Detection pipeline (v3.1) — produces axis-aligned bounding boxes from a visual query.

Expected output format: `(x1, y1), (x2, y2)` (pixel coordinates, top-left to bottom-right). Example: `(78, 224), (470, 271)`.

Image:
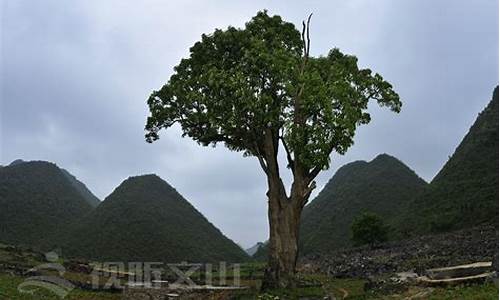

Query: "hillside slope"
(62, 174), (249, 263)
(406, 86), (499, 233)
(0, 161), (93, 248)
(60, 169), (101, 207)
(299, 154), (428, 255)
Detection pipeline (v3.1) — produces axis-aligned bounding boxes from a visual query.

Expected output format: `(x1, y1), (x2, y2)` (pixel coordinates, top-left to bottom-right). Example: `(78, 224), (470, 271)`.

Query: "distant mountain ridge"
(60, 174), (249, 263)
(246, 242), (265, 256)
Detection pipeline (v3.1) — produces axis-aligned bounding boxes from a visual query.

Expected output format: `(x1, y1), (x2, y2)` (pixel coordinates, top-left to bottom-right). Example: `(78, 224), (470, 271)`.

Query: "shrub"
(351, 212), (388, 246)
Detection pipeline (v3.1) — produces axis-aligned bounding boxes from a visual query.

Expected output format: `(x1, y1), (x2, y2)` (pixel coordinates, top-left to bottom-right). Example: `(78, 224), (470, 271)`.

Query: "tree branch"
(256, 154), (269, 175)
(304, 13), (312, 57)
(295, 13), (313, 127)
(299, 180), (316, 208)
(254, 143), (269, 175)
(279, 136), (295, 175)
(301, 21), (306, 57)
(307, 139), (335, 182)
(301, 14), (313, 58)
(308, 166), (322, 182)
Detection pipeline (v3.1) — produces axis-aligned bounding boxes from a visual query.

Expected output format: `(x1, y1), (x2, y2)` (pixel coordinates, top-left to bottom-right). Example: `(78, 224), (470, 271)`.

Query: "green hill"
(299, 154), (428, 255)
(61, 174), (249, 263)
(4, 159), (99, 208)
(0, 161), (94, 248)
(406, 86), (499, 233)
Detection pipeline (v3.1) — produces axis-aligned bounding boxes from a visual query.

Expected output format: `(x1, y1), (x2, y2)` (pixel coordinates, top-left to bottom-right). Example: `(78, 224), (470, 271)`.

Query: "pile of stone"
(300, 225), (498, 278)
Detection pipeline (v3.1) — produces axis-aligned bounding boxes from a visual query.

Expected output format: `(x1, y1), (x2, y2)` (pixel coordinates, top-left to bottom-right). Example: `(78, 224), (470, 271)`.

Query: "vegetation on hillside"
(60, 174), (249, 263)
(60, 168), (101, 207)
(0, 161), (93, 249)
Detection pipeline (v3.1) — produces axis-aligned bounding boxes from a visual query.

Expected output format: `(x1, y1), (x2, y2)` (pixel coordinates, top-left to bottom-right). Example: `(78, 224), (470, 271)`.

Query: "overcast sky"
(1, 0), (498, 248)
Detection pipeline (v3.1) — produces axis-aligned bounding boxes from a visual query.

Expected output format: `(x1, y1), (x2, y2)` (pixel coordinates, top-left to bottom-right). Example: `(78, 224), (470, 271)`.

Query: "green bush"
(351, 212), (388, 246)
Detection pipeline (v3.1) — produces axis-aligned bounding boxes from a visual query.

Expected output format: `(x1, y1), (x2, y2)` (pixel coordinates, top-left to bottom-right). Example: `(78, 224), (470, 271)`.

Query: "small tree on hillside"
(351, 212), (388, 246)
(145, 11), (401, 288)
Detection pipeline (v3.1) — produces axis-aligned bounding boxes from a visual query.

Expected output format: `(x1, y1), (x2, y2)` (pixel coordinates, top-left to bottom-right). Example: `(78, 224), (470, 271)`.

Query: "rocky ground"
(299, 224), (499, 279)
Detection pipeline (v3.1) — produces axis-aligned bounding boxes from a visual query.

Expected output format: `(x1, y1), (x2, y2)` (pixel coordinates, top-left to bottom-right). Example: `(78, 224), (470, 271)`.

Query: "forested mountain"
(405, 86), (499, 233)
(299, 154), (428, 255)
(61, 174), (249, 262)
(4, 159), (99, 208)
(0, 161), (93, 248)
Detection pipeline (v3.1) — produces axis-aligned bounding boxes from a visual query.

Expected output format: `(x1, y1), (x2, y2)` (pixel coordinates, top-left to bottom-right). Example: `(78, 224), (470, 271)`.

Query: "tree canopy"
(146, 11), (401, 182)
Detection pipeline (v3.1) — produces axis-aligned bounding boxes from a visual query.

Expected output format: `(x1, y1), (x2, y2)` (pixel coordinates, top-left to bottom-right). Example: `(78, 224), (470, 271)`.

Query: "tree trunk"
(259, 129), (311, 290)
(262, 192), (302, 290)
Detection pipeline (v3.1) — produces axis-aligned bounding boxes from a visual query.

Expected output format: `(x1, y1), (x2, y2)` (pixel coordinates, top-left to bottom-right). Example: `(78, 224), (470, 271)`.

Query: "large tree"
(145, 11), (401, 288)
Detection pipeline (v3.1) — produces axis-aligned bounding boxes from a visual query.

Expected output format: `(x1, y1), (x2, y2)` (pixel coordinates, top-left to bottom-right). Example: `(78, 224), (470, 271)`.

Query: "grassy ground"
(0, 274), (121, 300)
(0, 256), (497, 300)
(425, 284), (499, 300)
(360, 284), (499, 300)
(0, 272), (498, 299)
(241, 283), (499, 299)
(227, 271), (499, 299)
